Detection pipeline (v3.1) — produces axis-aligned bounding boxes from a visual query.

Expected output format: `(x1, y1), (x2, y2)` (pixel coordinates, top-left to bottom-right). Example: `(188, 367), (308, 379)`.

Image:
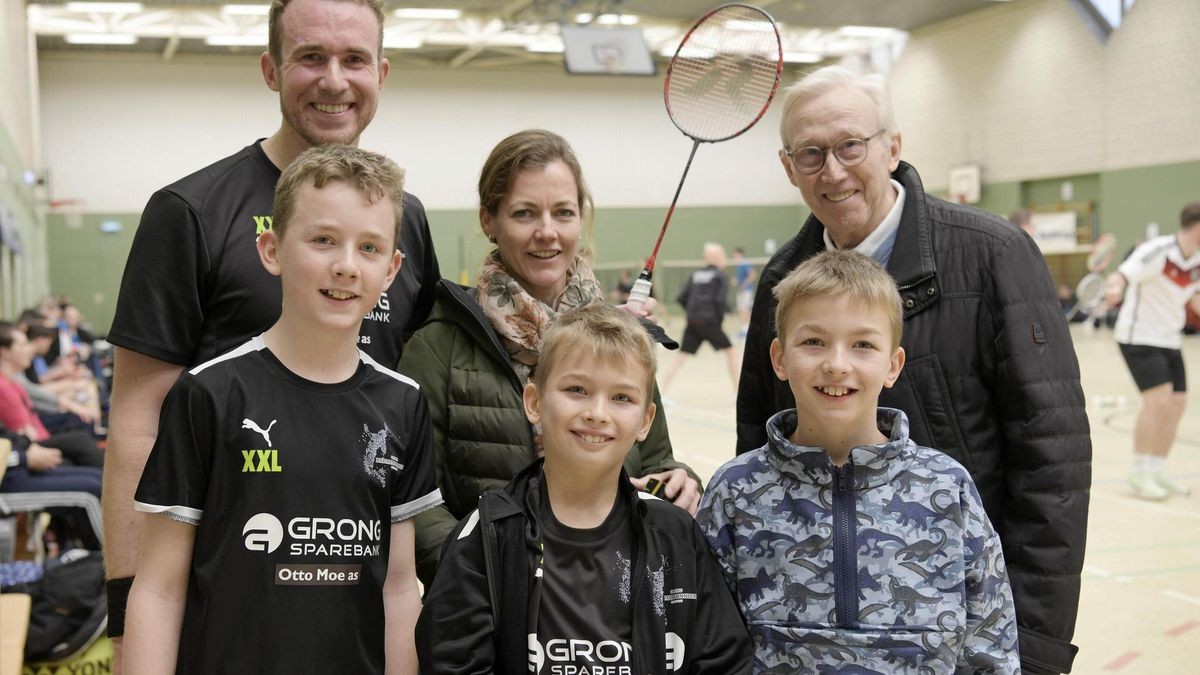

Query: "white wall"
(890, 0), (1200, 189)
(39, 0), (1200, 211)
(39, 54), (800, 212)
(1, 0), (38, 166)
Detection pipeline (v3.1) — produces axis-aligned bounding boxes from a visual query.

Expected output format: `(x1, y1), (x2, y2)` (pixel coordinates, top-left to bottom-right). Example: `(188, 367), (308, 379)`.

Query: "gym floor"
(659, 319), (1199, 674)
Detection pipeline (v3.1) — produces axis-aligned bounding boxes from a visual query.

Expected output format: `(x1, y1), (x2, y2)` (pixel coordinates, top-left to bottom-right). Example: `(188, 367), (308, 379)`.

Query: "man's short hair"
(1181, 202), (1200, 230)
(777, 65), (897, 146)
(536, 304), (657, 404)
(272, 144), (405, 244)
(773, 250), (903, 348)
(268, 0), (385, 66)
(17, 308), (45, 328)
(0, 322), (18, 350)
(25, 324), (56, 341)
(1008, 209), (1031, 229)
(703, 242), (726, 267)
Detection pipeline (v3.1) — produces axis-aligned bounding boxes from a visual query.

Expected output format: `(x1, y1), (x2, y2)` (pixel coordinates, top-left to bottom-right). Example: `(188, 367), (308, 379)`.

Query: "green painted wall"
(46, 159), (1200, 335)
(0, 115), (46, 318)
(1022, 173), (1101, 209)
(48, 203), (808, 334)
(1099, 160), (1200, 252)
(44, 212), (140, 334)
(975, 181), (1022, 220)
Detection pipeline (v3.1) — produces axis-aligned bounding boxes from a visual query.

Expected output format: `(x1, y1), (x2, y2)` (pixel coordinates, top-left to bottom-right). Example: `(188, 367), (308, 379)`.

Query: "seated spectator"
(23, 325), (103, 427)
(2, 421), (103, 555)
(1, 422), (101, 498)
(26, 324), (87, 385)
(0, 322), (102, 468)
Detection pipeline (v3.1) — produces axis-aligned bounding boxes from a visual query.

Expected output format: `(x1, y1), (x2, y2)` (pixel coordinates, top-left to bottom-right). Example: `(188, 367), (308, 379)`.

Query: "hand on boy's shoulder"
(630, 468), (700, 515)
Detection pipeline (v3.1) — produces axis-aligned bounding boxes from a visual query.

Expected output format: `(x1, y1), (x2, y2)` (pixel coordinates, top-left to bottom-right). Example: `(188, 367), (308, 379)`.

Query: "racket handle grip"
(626, 276), (653, 310)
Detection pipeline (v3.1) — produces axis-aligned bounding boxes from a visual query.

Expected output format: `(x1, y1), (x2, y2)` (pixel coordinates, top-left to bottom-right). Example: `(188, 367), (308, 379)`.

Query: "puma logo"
(242, 418), (277, 446)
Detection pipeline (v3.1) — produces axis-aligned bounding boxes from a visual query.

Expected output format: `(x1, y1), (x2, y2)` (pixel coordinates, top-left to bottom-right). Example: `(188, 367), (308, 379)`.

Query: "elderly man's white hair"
(777, 66), (897, 147)
(702, 241), (726, 267)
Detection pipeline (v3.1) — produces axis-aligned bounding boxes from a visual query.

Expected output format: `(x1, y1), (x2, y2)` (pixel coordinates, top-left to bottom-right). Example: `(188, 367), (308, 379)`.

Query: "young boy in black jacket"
(416, 304), (751, 674)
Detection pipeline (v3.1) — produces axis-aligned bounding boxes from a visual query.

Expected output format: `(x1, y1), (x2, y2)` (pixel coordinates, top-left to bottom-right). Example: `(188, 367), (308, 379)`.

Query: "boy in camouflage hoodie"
(699, 250), (1019, 673)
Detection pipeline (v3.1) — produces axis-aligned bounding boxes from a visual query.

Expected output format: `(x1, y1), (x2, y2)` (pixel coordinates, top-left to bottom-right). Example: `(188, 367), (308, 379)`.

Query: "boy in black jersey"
(124, 145), (441, 675)
(416, 304), (751, 675)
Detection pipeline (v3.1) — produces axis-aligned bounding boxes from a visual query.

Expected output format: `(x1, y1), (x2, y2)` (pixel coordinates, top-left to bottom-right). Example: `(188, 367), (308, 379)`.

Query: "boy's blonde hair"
(272, 144), (405, 244)
(535, 304), (657, 402)
(773, 250), (903, 347)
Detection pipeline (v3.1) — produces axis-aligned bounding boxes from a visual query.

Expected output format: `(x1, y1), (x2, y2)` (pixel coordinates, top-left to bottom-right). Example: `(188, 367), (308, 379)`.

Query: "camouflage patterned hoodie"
(699, 408), (1020, 674)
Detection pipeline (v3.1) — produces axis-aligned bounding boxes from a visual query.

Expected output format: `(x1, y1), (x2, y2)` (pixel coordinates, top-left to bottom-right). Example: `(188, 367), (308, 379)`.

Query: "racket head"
(1075, 272), (1107, 309)
(664, 3), (783, 143)
(1086, 232), (1117, 272)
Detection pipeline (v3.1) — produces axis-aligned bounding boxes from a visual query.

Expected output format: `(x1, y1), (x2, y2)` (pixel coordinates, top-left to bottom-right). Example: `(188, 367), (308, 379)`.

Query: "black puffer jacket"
(736, 162), (1091, 674)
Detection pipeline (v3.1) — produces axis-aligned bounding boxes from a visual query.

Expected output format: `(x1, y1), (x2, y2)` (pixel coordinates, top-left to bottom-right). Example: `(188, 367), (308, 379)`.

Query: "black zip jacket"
(415, 459), (751, 675)
(736, 162), (1091, 674)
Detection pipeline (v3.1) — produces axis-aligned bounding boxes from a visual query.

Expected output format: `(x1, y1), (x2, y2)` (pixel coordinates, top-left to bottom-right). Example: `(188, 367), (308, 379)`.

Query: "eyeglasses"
(784, 129), (886, 175)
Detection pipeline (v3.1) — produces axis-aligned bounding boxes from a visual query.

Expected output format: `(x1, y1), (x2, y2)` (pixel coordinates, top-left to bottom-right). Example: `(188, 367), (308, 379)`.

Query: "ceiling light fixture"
(220, 4), (270, 16)
(64, 2), (143, 13)
(383, 34), (424, 49)
(596, 14), (639, 26)
(782, 51), (822, 63)
(64, 32), (138, 44)
(394, 8), (462, 20)
(838, 25), (899, 38)
(205, 34), (268, 46)
(527, 38), (564, 53)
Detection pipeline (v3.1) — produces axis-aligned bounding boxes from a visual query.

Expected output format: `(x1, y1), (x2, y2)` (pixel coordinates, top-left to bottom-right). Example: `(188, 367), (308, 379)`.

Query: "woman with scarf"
(399, 129), (700, 586)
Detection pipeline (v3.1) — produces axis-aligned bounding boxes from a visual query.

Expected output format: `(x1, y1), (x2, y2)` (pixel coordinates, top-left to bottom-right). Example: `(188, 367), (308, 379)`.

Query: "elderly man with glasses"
(736, 65), (1091, 675)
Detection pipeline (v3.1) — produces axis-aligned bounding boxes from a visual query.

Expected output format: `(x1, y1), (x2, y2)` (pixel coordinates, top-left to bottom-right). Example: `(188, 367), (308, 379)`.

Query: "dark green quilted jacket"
(398, 280), (695, 585)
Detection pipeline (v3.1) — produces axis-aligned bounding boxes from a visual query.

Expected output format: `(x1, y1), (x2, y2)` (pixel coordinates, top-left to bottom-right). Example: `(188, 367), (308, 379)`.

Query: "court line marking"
(1089, 541), (1200, 554)
(1164, 620), (1199, 637)
(1091, 491), (1200, 520)
(1102, 651), (1140, 671)
(1082, 565), (1131, 583)
(1163, 591), (1200, 608)
(1119, 565), (1200, 579)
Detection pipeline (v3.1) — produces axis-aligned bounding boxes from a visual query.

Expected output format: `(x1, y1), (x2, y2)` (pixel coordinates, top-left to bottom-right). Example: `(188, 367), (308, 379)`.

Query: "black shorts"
(680, 320), (732, 354)
(1118, 343), (1187, 392)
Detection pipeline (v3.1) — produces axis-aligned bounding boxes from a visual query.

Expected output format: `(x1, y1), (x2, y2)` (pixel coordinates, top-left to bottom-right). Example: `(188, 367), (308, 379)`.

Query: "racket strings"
(1076, 273), (1107, 308)
(666, 6), (780, 142)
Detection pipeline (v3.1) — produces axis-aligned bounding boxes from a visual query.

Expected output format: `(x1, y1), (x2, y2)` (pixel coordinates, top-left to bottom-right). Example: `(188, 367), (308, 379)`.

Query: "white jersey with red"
(1115, 234), (1200, 349)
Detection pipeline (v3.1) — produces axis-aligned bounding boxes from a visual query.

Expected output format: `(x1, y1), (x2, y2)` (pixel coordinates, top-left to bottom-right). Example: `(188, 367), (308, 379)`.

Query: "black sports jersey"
(109, 140), (439, 368)
(534, 482), (634, 674)
(134, 336), (442, 675)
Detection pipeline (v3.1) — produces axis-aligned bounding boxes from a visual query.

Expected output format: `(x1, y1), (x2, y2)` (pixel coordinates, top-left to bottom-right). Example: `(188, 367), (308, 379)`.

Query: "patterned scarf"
(475, 248), (603, 385)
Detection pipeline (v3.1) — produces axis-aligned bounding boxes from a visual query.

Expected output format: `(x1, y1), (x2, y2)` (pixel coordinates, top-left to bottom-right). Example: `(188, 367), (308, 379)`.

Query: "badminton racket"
(1086, 232), (1116, 272)
(626, 3), (783, 309)
(1066, 273), (1106, 321)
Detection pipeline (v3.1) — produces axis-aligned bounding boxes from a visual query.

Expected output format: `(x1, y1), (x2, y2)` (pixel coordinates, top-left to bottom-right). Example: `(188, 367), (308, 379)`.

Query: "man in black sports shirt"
(101, 0), (439, 665)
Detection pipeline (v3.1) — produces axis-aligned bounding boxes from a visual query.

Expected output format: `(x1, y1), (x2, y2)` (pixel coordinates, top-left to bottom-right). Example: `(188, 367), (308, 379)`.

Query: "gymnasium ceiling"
(26, 0), (1012, 69)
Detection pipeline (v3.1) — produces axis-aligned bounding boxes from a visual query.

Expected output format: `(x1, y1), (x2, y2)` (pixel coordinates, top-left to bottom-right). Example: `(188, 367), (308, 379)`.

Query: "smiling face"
(770, 292), (904, 452)
(524, 349), (656, 479)
(257, 179), (401, 336)
(482, 161), (583, 305)
(780, 85), (901, 249)
(262, 0), (388, 150)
